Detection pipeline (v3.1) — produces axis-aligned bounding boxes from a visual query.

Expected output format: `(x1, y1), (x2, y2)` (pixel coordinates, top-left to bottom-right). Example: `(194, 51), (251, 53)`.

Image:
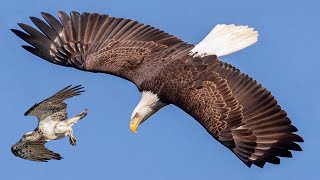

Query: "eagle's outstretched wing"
(11, 140), (62, 162)
(162, 55), (303, 168)
(11, 11), (193, 85)
(24, 85), (84, 121)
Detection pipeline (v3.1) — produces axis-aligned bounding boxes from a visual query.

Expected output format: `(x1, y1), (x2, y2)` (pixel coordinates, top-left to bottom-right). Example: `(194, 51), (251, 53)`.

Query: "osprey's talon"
(69, 136), (77, 146)
(79, 109), (88, 117)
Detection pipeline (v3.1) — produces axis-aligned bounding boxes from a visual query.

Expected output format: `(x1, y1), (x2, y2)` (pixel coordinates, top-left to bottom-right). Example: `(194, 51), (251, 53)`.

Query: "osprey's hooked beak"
(130, 115), (142, 133)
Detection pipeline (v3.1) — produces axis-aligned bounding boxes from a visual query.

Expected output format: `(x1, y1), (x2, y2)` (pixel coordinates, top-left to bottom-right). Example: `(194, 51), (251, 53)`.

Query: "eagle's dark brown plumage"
(12, 11), (303, 167)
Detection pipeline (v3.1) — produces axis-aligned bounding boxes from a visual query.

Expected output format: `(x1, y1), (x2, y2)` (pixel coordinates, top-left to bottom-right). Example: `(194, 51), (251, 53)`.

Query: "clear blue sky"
(1, 0), (319, 179)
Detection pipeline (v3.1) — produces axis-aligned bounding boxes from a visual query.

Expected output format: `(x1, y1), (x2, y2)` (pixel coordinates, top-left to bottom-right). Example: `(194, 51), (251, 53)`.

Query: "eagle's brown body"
(12, 11), (303, 167)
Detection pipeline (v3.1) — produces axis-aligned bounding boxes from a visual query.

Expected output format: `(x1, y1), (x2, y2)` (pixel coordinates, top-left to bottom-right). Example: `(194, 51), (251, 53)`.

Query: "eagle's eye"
(134, 113), (139, 118)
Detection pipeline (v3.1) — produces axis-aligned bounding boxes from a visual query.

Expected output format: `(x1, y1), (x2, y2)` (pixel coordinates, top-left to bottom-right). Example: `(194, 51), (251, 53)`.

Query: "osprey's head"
(130, 91), (167, 133)
(21, 131), (41, 141)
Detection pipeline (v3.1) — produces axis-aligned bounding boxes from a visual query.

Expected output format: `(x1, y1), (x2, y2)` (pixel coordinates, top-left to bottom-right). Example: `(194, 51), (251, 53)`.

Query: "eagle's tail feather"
(190, 24), (258, 57)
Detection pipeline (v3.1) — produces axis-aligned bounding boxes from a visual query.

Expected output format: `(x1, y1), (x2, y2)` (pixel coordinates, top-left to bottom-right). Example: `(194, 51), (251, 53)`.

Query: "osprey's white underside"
(39, 116), (73, 140)
(37, 114), (84, 141)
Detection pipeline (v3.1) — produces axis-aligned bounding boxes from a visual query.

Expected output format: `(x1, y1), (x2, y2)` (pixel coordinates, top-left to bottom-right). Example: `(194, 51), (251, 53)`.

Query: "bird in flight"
(12, 11), (303, 167)
(11, 85), (88, 162)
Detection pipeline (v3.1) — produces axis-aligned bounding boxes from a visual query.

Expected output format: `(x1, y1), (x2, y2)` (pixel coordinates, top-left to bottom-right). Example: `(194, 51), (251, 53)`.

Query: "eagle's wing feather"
(11, 140), (62, 162)
(163, 55), (302, 168)
(24, 85), (84, 121)
(12, 11), (193, 84)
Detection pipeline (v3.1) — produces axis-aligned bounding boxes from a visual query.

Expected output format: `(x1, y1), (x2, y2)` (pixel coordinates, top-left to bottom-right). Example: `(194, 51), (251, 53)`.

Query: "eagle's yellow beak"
(130, 116), (142, 133)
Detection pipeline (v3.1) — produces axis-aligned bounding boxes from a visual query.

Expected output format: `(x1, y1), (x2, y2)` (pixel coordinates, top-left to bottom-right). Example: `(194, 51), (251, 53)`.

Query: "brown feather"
(146, 55), (303, 168)
(24, 85), (84, 121)
(11, 140), (62, 162)
(12, 11), (192, 85)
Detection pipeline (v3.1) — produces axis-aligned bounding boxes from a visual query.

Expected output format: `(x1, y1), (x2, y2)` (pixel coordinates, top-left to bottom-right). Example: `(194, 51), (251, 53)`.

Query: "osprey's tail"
(190, 24), (258, 57)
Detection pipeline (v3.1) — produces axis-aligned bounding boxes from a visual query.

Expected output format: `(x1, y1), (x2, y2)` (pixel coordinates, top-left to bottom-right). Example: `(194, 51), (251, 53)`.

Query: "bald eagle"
(11, 11), (303, 167)
(11, 85), (88, 161)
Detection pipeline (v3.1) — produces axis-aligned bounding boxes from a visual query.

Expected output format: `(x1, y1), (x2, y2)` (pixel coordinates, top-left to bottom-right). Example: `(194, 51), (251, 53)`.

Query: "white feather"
(131, 91), (167, 120)
(190, 24), (258, 57)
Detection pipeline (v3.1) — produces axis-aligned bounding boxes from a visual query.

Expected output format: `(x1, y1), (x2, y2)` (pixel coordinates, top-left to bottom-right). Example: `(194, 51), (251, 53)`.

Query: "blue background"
(1, 0), (319, 179)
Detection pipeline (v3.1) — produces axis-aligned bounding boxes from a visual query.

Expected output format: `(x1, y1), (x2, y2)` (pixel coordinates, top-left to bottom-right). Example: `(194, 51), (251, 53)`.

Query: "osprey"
(11, 85), (88, 162)
(12, 11), (303, 167)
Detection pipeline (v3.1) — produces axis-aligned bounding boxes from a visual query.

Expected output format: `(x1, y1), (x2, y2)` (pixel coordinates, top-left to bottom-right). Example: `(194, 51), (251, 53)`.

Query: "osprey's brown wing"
(161, 55), (303, 168)
(11, 140), (62, 162)
(11, 11), (193, 85)
(24, 85), (84, 121)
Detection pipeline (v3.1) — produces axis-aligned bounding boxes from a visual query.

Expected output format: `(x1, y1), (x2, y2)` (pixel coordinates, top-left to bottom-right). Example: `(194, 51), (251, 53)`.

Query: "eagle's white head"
(130, 91), (167, 133)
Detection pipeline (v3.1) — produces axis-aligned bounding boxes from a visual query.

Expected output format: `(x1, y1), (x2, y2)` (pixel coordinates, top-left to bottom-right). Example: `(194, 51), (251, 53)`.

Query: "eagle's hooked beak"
(130, 115), (142, 133)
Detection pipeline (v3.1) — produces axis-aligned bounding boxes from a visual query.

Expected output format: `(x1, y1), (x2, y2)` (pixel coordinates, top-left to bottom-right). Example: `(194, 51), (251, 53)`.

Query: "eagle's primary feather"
(12, 11), (303, 167)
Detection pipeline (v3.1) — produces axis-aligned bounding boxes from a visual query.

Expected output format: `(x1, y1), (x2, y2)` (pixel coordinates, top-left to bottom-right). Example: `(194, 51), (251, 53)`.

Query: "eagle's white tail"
(190, 24), (258, 57)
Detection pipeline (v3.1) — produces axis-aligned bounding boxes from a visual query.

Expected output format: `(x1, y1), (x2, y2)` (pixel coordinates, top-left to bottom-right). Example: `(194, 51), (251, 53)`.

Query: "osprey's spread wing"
(11, 140), (62, 162)
(162, 55), (303, 167)
(24, 85), (84, 121)
(12, 11), (193, 85)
